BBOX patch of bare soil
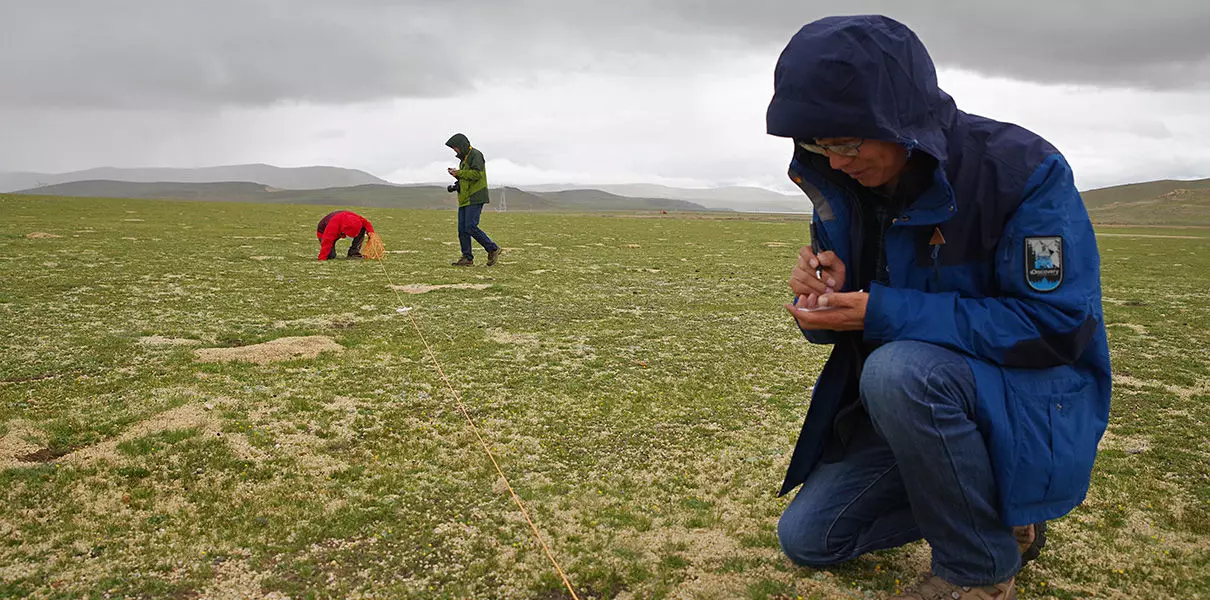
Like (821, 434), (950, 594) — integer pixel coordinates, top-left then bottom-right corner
(63, 403), (219, 465)
(16, 446), (81, 463)
(388, 283), (493, 294)
(0, 420), (45, 468)
(195, 336), (344, 364)
(139, 336), (203, 346)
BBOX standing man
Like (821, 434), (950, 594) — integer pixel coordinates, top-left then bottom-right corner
(445, 133), (501, 267)
(316, 209), (374, 261)
(769, 16), (1110, 600)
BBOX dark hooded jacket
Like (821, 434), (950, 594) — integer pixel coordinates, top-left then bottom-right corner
(767, 15), (1110, 527)
(445, 133), (489, 207)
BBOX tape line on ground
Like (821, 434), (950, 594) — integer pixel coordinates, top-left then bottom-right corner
(376, 258), (579, 600)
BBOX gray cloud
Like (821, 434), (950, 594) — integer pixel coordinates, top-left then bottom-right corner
(0, 1), (463, 109)
(665, 2), (1210, 89)
(2, 1), (1208, 111)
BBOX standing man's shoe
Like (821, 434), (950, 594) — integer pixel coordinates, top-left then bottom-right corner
(451, 256), (474, 267)
(486, 248), (502, 266)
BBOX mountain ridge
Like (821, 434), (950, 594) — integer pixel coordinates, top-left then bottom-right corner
(0, 164), (390, 192)
(6, 163), (1210, 221)
(9, 180), (714, 213)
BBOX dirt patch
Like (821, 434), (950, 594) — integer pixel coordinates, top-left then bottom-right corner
(1098, 428), (1151, 454)
(198, 557), (289, 600)
(0, 420), (45, 469)
(388, 283), (493, 294)
(1, 372), (63, 384)
(1113, 373), (1210, 401)
(16, 446), (81, 463)
(25, 232), (61, 239)
(329, 395), (360, 412)
(62, 403), (219, 465)
(1108, 323), (1149, 336)
(195, 336), (344, 364)
(139, 336), (204, 347)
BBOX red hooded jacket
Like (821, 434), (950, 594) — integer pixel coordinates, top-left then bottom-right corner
(316, 210), (374, 260)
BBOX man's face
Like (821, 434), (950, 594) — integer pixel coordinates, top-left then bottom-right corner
(816, 137), (909, 188)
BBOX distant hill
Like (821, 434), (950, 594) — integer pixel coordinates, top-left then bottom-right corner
(1077, 177), (1210, 226)
(0, 164), (796, 212)
(526, 183), (807, 213)
(1080, 177), (1210, 210)
(11, 180), (711, 212)
(1086, 187), (1210, 226)
(0, 164), (390, 193)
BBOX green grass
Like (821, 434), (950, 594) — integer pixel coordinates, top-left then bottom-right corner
(1, 195), (1208, 598)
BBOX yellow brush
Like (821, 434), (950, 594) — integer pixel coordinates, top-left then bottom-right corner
(362, 231), (386, 260)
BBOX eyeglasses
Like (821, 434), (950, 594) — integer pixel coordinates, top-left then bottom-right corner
(798, 138), (864, 157)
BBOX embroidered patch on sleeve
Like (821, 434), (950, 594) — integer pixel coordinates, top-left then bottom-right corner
(1025, 236), (1063, 292)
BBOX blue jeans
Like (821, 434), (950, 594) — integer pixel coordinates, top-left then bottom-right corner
(778, 341), (1020, 586)
(457, 203), (498, 260)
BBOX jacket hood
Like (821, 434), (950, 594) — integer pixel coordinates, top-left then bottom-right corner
(766, 15), (956, 162)
(446, 133), (471, 158)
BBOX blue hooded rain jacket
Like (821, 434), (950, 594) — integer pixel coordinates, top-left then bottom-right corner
(767, 15), (1111, 527)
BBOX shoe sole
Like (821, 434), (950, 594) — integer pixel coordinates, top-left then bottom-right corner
(1020, 522), (1046, 566)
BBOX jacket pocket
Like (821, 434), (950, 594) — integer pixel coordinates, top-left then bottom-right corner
(1004, 368), (1093, 506)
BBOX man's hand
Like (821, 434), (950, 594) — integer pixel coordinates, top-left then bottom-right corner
(448, 168), (460, 177)
(784, 291), (868, 331)
(789, 246), (846, 298)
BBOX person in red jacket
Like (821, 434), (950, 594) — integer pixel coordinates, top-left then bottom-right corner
(316, 210), (374, 261)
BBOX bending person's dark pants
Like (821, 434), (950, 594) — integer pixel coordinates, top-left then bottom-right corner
(348, 227), (366, 258)
(777, 340), (1020, 587)
(326, 227), (366, 260)
(457, 203), (498, 260)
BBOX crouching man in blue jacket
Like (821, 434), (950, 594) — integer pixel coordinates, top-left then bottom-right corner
(768, 16), (1111, 600)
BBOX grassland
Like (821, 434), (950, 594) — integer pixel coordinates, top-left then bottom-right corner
(1, 195), (1208, 599)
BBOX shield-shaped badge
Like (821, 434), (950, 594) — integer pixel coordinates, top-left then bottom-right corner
(1025, 236), (1063, 292)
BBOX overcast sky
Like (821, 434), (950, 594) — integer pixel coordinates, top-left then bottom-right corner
(2, 1), (1209, 192)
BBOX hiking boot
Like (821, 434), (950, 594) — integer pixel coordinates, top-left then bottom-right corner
(451, 256), (474, 267)
(348, 253), (364, 259)
(486, 248), (502, 266)
(1015, 521), (1046, 567)
(893, 572), (1015, 600)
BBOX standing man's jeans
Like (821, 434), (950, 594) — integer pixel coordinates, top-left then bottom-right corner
(457, 203), (498, 260)
(778, 341), (1020, 587)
